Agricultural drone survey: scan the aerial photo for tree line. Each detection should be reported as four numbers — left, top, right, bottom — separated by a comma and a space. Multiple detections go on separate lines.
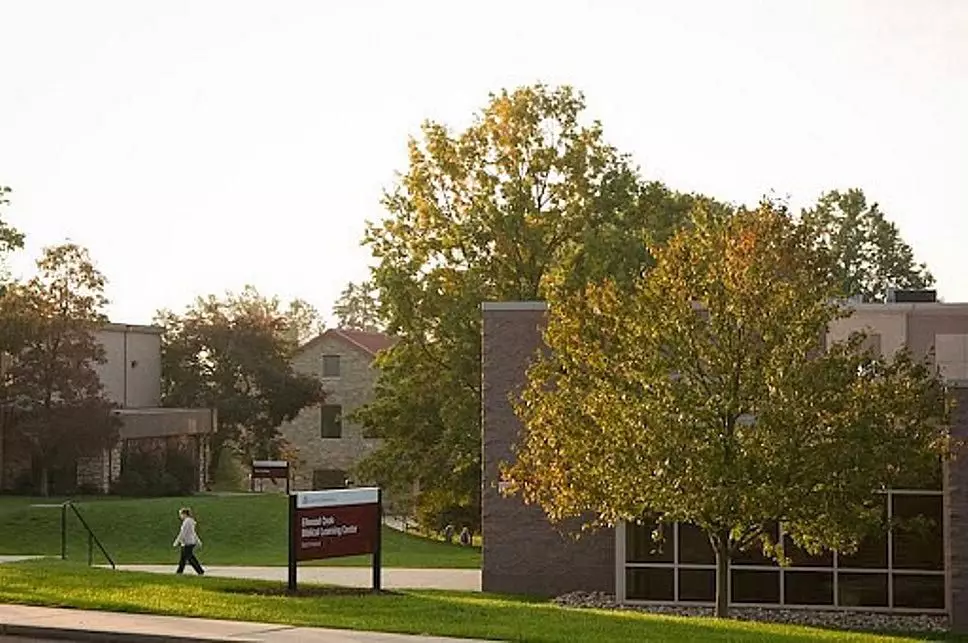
0, 190, 325, 495
336, 84, 935, 542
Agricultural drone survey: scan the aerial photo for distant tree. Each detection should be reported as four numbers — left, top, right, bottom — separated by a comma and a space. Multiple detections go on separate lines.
285, 298, 325, 344
800, 188, 933, 302
506, 202, 949, 617
332, 281, 382, 332
0, 185, 28, 351
4, 244, 120, 496
158, 285, 324, 474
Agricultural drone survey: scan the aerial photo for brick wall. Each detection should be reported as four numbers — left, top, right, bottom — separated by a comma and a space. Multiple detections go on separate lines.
481, 302, 615, 597
279, 335, 382, 490
946, 384, 968, 630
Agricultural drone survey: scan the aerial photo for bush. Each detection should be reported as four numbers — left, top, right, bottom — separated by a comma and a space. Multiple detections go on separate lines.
114, 440, 196, 497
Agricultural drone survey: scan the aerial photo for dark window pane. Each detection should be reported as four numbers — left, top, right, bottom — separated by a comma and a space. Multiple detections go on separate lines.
322, 355, 341, 378
782, 535, 833, 567
732, 523, 780, 566
626, 567, 674, 601
838, 496, 888, 569
785, 571, 834, 605
731, 570, 779, 604
838, 573, 888, 607
312, 469, 346, 489
893, 574, 945, 609
626, 522, 673, 563
321, 404, 342, 438
678, 569, 715, 602
892, 494, 943, 571
678, 524, 714, 565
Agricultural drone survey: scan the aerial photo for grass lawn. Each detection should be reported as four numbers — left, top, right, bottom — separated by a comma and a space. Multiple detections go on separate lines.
0, 560, 958, 643
0, 494, 480, 568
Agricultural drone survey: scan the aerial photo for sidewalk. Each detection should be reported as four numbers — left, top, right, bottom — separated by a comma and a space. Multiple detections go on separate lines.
0, 604, 494, 642
106, 566, 481, 592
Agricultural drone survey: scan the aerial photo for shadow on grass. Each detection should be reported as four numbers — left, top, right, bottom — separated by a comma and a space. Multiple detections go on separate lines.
218, 583, 402, 598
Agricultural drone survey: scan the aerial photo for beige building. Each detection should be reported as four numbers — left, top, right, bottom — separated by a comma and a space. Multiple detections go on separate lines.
278, 328, 394, 491
0, 322, 214, 494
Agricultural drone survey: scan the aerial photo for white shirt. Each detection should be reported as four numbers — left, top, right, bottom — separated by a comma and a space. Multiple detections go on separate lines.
174, 517, 201, 547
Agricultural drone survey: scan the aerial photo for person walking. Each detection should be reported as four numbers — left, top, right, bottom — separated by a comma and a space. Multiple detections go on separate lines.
173, 507, 205, 575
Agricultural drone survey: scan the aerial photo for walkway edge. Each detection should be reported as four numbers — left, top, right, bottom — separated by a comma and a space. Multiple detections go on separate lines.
0, 622, 248, 643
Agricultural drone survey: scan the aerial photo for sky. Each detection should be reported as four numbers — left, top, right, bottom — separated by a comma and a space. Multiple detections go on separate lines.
1, 0, 966, 324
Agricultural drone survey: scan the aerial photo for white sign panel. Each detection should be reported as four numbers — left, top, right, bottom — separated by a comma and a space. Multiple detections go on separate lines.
253, 460, 288, 468
296, 487, 380, 509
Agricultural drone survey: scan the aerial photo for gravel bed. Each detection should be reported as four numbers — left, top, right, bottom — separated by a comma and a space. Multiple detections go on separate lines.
552, 591, 948, 633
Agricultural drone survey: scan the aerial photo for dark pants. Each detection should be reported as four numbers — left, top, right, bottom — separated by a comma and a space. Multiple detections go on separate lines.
176, 545, 204, 575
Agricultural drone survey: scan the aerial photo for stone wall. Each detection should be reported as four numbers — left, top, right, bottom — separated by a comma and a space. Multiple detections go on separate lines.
481, 302, 615, 597
279, 335, 382, 490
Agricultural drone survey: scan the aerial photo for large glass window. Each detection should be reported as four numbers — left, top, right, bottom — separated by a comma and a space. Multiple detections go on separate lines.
621, 489, 944, 611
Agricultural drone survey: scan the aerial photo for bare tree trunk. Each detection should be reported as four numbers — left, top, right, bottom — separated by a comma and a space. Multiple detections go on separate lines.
714, 535, 730, 618
40, 465, 49, 498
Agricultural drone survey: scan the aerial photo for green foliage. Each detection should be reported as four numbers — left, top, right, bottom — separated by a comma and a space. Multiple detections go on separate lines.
800, 189, 933, 302
209, 446, 247, 492
355, 83, 700, 529
115, 439, 197, 497
332, 281, 383, 331
507, 202, 949, 616
3, 244, 119, 497
157, 285, 325, 471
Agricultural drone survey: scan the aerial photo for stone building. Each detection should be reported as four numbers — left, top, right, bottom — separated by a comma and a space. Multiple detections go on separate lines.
482, 293, 968, 627
0, 322, 214, 494
279, 328, 394, 491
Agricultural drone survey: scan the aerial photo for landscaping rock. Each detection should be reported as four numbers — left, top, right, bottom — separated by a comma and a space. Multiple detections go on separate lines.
552, 591, 948, 633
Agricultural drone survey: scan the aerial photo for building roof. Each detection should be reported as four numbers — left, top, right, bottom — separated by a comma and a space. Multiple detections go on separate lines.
300, 328, 396, 358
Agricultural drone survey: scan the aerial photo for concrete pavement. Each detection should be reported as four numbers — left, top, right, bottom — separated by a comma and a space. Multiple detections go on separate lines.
107, 566, 481, 592
0, 604, 495, 642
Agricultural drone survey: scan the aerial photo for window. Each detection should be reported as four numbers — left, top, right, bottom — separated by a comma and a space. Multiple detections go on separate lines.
322, 354, 341, 378
320, 404, 342, 438
621, 488, 944, 610
312, 469, 347, 490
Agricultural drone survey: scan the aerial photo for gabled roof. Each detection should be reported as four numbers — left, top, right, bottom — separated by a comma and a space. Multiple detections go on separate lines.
299, 328, 396, 359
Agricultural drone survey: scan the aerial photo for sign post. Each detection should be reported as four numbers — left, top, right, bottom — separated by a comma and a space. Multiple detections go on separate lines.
288, 487, 382, 593
251, 460, 290, 493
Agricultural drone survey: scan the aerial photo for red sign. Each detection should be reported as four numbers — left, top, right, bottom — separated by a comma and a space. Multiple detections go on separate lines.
293, 503, 380, 561
252, 460, 289, 480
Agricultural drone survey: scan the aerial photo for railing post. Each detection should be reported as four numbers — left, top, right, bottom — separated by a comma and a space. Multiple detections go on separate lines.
87, 532, 93, 566
60, 502, 67, 560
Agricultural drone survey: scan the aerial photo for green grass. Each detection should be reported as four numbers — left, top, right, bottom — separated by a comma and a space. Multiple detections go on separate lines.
0, 560, 957, 643
0, 494, 480, 568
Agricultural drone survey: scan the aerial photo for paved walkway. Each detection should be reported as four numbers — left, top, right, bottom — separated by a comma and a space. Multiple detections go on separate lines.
110, 565, 481, 592
0, 556, 41, 564
0, 604, 494, 642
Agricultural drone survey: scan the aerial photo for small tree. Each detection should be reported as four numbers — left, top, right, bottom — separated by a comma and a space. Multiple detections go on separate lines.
5, 244, 119, 496
505, 202, 948, 617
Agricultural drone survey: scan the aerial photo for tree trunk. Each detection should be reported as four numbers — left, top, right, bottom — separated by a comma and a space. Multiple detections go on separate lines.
714, 536, 730, 618
40, 465, 50, 498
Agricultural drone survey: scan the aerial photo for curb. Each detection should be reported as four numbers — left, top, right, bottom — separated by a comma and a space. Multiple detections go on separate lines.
0, 623, 248, 643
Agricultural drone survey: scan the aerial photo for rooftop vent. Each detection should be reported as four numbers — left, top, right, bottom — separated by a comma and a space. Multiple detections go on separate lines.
886, 288, 937, 303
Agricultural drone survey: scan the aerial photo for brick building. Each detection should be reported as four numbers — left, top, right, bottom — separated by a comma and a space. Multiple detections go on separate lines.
278, 328, 394, 491
0, 322, 214, 494
482, 297, 968, 627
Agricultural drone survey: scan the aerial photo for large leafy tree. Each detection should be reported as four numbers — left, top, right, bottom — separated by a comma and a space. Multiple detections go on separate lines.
506, 202, 948, 617
800, 188, 932, 302
158, 286, 324, 474
4, 244, 120, 496
0, 185, 28, 351
355, 84, 698, 527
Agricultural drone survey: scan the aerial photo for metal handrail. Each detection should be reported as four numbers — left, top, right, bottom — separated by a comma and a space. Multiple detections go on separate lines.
60, 501, 116, 569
